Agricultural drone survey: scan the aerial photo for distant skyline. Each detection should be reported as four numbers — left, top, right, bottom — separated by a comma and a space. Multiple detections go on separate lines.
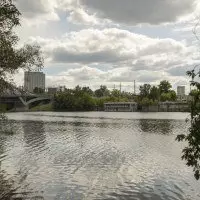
14, 0, 200, 93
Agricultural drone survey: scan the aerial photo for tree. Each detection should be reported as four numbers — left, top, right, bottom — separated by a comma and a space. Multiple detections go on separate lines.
139, 84, 151, 98
169, 90, 177, 101
149, 86, 160, 101
0, 0, 43, 95
160, 90, 177, 102
33, 87, 44, 94
160, 92, 171, 102
94, 85, 110, 97
176, 68, 200, 180
53, 87, 96, 111
140, 97, 153, 106
82, 86, 94, 96
111, 89, 121, 98
159, 80, 172, 94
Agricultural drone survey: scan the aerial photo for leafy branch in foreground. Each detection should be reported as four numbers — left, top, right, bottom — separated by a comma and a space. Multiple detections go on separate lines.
176, 68, 200, 180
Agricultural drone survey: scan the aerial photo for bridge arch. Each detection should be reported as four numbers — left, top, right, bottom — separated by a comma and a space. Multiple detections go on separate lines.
19, 96, 52, 106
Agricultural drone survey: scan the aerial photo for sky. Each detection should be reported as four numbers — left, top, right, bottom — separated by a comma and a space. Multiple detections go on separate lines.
14, 0, 200, 93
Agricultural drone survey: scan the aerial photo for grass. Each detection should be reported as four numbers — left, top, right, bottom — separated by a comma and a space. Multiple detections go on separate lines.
30, 103, 53, 112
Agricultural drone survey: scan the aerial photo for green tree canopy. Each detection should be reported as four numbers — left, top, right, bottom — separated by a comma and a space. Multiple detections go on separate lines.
149, 86, 160, 101
53, 87, 96, 111
82, 86, 94, 96
160, 90, 177, 102
33, 87, 44, 94
159, 80, 172, 94
94, 85, 110, 97
111, 89, 121, 98
139, 84, 151, 98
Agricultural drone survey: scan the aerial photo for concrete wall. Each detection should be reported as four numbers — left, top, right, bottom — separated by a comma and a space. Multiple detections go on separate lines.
141, 103, 190, 112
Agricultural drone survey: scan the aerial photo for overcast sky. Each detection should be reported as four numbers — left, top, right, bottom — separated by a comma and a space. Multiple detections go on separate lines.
14, 0, 200, 93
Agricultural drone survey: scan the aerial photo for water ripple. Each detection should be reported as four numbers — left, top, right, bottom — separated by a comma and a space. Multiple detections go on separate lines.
0, 112, 199, 200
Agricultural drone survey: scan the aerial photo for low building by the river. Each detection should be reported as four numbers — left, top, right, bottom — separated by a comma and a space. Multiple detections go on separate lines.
104, 101, 190, 112
104, 102, 137, 112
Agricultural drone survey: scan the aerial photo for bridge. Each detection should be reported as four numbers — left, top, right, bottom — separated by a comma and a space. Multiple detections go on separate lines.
0, 88, 53, 111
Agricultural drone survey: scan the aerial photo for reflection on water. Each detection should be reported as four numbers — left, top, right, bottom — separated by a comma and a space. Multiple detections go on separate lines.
23, 120, 46, 151
139, 119, 173, 135
0, 112, 199, 200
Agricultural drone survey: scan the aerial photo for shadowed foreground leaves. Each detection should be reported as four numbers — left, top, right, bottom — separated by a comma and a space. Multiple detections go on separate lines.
176, 68, 200, 180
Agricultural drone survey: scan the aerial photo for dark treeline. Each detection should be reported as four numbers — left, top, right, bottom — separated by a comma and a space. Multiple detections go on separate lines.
53, 80, 180, 111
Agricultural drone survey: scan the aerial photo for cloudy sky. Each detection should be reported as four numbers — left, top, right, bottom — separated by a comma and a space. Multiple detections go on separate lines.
14, 0, 200, 93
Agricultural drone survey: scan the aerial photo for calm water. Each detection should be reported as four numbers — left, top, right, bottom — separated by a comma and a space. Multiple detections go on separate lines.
0, 112, 199, 200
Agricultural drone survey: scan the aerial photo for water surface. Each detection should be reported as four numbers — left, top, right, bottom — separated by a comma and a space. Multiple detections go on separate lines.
0, 112, 199, 200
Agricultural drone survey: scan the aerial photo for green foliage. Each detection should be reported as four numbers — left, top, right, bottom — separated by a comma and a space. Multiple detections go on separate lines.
94, 85, 110, 97
53, 87, 96, 111
111, 89, 121, 97
159, 80, 172, 94
53, 85, 133, 111
82, 86, 94, 96
30, 103, 53, 112
149, 86, 160, 101
140, 97, 154, 106
160, 90, 177, 102
33, 87, 44, 94
138, 81, 176, 104
176, 68, 200, 180
169, 90, 177, 101
139, 84, 151, 98
0, 104, 7, 112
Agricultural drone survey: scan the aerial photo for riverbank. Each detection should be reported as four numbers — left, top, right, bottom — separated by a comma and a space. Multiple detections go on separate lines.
29, 103, 53, 112
2, 100, 191, 113
28, 104, 190, 113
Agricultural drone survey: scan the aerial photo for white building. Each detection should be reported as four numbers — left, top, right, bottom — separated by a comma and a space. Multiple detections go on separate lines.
177, 86, 185, 96
177, 86, 189, 102
24, 71, 45, 93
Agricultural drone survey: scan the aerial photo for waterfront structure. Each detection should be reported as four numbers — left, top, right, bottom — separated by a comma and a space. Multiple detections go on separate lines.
158, 101, 190, 112
104, 102, 137, 112
24, 71, 45, 93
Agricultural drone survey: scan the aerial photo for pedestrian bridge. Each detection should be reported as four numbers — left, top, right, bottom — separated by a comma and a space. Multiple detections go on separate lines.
0, 88, 52, 110
19, 96, 52, 106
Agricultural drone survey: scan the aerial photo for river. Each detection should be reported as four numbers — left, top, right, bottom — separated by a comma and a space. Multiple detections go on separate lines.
0, 112, 199, 200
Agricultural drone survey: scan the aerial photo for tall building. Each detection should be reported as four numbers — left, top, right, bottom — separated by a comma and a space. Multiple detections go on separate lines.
177, 86, 187, 102
177, 86, 185, 96
24, 71, 45, 92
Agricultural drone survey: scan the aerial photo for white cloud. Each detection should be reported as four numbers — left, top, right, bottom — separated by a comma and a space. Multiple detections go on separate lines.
67, 7, 99, 25
15, 0, 200, 27
79, 0, 198, 25
12, 1, 199, 92
23, 27, 199, 91
28, 28, 199, 71
16, 0, 59, 25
